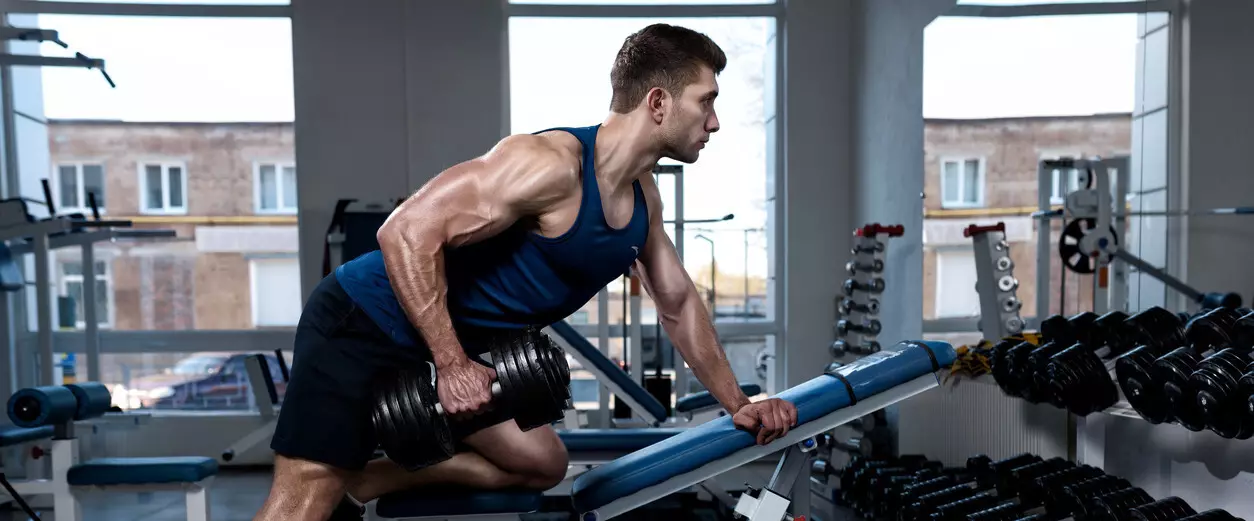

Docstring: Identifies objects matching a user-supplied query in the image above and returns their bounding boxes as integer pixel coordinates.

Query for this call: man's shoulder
[487,132,582,192]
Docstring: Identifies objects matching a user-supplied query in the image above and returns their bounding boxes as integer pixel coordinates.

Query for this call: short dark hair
[609,24,727,113]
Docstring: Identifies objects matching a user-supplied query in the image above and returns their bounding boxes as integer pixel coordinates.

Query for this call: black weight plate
[518,333,560,429]
[490,338,518,414]
[1058,219,1119,275]
[1115,347,1171,424]
[495,335,525,412]
[503,335,542,429]
[384,372,425,469]
[1153,348,1205,431]
[413,367,455,460]
[529,333,566,416]
[394,371,438,469]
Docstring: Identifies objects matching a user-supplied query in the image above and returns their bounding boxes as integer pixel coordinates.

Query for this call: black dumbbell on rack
[1116,307,1251,427]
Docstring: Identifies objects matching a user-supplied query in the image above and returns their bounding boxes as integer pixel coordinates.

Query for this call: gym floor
[2,465,844,521]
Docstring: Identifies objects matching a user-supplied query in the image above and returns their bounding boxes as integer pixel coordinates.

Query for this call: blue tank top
[334,124,650,347]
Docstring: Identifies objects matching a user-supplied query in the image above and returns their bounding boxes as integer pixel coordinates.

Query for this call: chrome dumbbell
[846,259,885,275]
[837,319,882,337]
[840,298,881,315]
[844,278,886,296]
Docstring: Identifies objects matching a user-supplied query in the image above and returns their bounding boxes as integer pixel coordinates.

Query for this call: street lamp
[694,233,715,316]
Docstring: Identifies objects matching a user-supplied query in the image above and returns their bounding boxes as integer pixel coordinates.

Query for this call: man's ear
[646,87,667,123]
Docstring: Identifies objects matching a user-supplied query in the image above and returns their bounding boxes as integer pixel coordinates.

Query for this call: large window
[509,15,775,325]
[18,13,297,410]
[921,10,1162,328]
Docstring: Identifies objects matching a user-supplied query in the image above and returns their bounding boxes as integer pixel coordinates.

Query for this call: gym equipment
[2,383,218,521]
[220,351,290,462]
[362,340,955,521]
[1115,307,1250,428]
[833,223,902,357]
[1037,157,1243,315]
[370,328,573,470]
[0,24,114,88]
[1114,308,1193,424]
[1129,497,1197,521]
[966,223,1026,341]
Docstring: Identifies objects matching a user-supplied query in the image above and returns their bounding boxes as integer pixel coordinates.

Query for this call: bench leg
[186,478,213,521]
[52,438,82,521]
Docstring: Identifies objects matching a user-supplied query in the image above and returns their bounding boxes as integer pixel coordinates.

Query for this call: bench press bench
[365,340,956,521]
[2,382,219,521]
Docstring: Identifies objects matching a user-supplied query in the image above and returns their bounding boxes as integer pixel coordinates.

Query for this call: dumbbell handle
[433,381,503,416]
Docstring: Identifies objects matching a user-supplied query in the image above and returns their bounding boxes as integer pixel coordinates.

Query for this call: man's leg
[347,421,569,502]
[254,455,353,521]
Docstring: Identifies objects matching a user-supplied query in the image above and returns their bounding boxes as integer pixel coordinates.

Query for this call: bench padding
[570,341,955,514]
[0,425,53,446]
[66,457,218,486]
[559,428,685,453]
[374,487,543,518]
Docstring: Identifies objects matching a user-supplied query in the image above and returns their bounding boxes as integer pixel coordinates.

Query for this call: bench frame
[578,372,941,521]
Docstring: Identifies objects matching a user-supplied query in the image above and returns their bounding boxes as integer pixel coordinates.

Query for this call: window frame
[252,160,298,215]
[136,160,189,215]
[939,156,986,209]
[53,160,107,215]
[59,258,115,330]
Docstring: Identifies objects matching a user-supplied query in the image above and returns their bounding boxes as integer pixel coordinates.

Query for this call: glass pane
[82,164,105,208]
[23,16,298,345]
[259,165,278,210]
[511,17,775,323]
[281,166,297,208]
[62,261,82,276]
[94,278,109,324]
[99,352,289,412]
[168,167,184,208]
[67,280,84,322]
[58,165,78,208]
[942,162,959,202]
[963,159,980,203]
[145,165,163,209]
[94,259,107,276]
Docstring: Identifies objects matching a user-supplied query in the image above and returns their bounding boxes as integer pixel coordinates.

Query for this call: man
[254,23,798,521]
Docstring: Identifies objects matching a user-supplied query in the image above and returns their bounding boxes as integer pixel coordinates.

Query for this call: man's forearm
[664,293,752,414]
[378,229,468,369]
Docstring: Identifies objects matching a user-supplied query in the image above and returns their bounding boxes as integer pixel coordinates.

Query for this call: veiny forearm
[378,225,467,369]
[663,292,752,414]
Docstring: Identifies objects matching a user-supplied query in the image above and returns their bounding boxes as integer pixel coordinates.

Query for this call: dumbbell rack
[831,223,904,359]
[966,223,1025,341]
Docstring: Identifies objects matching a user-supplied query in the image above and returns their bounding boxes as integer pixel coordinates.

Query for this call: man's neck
[594,112,662,193]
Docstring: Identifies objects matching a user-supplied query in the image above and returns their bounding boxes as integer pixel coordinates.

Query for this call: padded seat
[66,457,218,486]
[559,428,685,453]
[0,425,53,447]
[374,486,543,518]
[570,341,954,514]
[674,384,762,414]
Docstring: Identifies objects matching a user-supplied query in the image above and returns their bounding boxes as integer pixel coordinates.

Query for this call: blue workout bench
[3,382,219,521]
[366,340,956,521]
[547,321,761,426]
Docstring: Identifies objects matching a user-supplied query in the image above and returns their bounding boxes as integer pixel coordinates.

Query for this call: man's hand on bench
[732,398,798,445]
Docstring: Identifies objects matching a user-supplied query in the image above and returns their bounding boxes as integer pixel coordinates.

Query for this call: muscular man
[254,23,799,521]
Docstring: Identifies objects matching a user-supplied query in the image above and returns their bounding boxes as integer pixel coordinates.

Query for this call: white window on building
[934,248,980,318]
[250,257,302,327]
[60,259,112,328]
[255,162,297,213]
[139,162,187,214]
[940,157,984,208]
[55,163,106,213]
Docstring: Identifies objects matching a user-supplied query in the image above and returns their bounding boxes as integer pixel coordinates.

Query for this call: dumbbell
[1130,307,1249,430]
[1048,475,1131,519]
[831,339,882,357]
[1045,314,1135,415]
[370,328,571,470]
[1130,497,1196,521]
[1178,510,1245,521]
[1017,464,1105,509]
[838,318,882,337]
[949,463,1102,521]
[900,454,1042,521]
[1114,307,1193,424]
[1079,487,1156,521]
[1188,309,1254,438]
[847,259,885,274]
[843,455,937,507]
[967,502,1031,521]
[850,461,944,516]
[845,278,886,295]
[853,241,885,254]
[840,297,881,315]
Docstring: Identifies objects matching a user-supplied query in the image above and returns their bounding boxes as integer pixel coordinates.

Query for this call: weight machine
[1034,157,1241,317]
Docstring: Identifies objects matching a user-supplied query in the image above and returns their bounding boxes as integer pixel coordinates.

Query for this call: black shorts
[270,272,516,471]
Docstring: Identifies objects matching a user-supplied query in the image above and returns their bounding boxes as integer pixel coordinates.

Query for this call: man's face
[659,65,720,164]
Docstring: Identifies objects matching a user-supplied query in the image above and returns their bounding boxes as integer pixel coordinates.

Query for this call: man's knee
[468,424,569,489]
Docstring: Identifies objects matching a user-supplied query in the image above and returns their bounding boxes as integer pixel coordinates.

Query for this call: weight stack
[831,223,904,360]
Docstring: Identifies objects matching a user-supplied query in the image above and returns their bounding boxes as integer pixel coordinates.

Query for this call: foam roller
[65,382,113,420]
[7,385,79,428]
